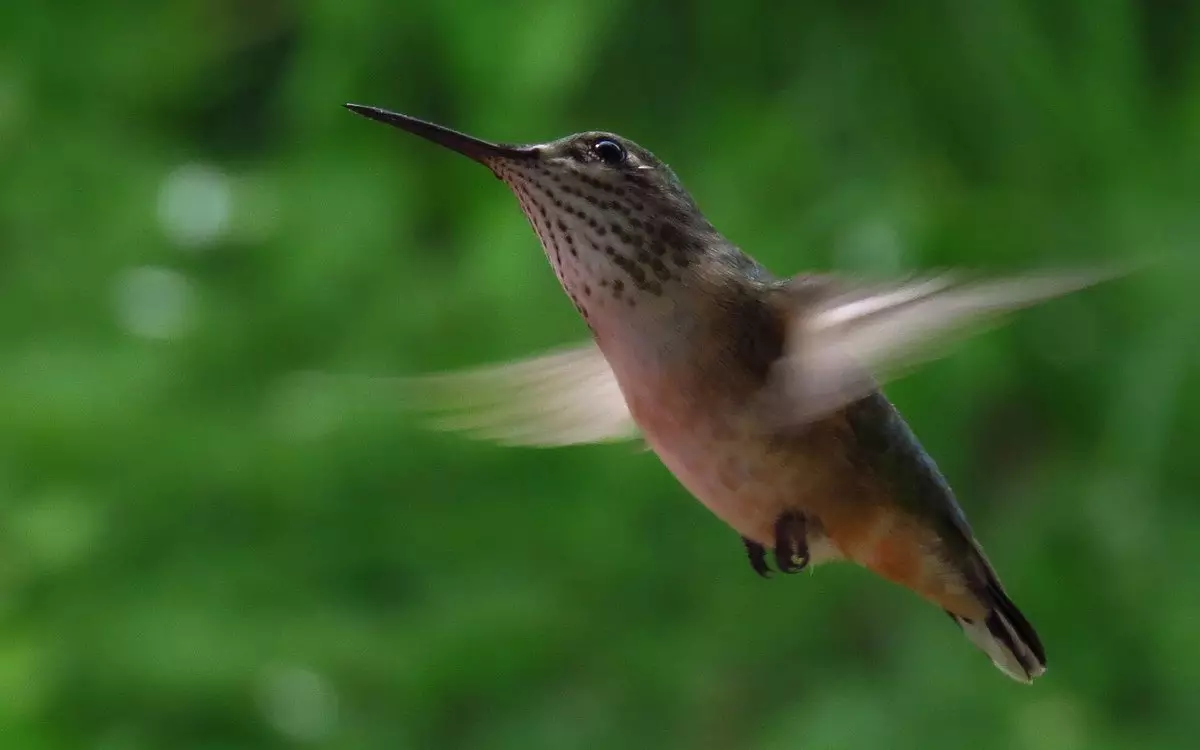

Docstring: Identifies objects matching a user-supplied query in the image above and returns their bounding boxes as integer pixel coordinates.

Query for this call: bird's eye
[592,139,626,166]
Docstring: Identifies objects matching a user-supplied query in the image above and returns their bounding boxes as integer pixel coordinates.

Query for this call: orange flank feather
[822,506,986,621]
[868,528,924,590]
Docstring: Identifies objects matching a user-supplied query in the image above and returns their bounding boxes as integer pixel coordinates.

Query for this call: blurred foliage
[1,0,1200,748]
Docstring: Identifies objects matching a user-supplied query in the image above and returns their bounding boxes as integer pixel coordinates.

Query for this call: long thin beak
[344,104,536,165]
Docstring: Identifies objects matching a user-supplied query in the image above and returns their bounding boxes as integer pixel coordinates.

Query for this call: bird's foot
[773,511,810,574]
[742,537,771,578]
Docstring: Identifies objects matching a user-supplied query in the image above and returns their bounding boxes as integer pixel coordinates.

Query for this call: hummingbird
[345,102,1117,683]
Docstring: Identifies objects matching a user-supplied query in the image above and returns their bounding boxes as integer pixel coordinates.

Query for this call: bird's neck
[585,259,783,411]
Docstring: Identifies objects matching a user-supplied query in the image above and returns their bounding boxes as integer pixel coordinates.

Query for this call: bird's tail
[948,578,1046,683]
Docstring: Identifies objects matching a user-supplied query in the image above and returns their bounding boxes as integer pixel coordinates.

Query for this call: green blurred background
[3,1,1200,748]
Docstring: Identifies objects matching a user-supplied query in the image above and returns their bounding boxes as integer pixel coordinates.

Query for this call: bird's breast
[608,340,850,553]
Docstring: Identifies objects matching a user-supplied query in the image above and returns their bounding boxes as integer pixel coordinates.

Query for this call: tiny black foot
[773,511,810,574]
[742,537,771,578]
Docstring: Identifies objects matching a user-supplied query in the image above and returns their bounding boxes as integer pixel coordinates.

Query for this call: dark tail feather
[947,581,1046,683]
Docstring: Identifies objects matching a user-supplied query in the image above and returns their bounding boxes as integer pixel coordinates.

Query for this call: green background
[3,1,1199,748]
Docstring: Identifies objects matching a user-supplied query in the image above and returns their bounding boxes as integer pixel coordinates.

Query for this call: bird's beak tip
[342,101,533,166]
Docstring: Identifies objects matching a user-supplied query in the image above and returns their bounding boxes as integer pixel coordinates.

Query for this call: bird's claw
[773,511,810,574]
[742,511,811,578]
[743,537,771,578]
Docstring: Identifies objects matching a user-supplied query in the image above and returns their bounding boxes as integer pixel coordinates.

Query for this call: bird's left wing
[394,340,639,447]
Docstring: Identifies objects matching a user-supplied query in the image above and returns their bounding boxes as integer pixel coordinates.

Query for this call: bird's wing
[759,267,1119,426]
[396,340,639,447]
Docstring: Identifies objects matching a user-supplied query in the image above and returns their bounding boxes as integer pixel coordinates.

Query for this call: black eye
[592,139,626,166]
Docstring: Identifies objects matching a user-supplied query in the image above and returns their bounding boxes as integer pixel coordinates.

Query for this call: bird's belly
[631,397,849,564]
[657,444,843,561]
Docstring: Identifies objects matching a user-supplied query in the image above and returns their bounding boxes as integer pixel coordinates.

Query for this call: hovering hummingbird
[345,102,1117,683]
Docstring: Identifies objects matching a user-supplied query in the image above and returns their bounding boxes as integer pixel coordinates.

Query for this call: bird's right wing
[757,267,1122,427]
[395,340,640,447]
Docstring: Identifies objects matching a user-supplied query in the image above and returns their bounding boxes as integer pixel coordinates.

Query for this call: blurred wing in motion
[397,341,639,447]
[761,267,1121,426]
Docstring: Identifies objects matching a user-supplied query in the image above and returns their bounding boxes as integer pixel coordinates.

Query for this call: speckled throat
[491,156,705,322]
